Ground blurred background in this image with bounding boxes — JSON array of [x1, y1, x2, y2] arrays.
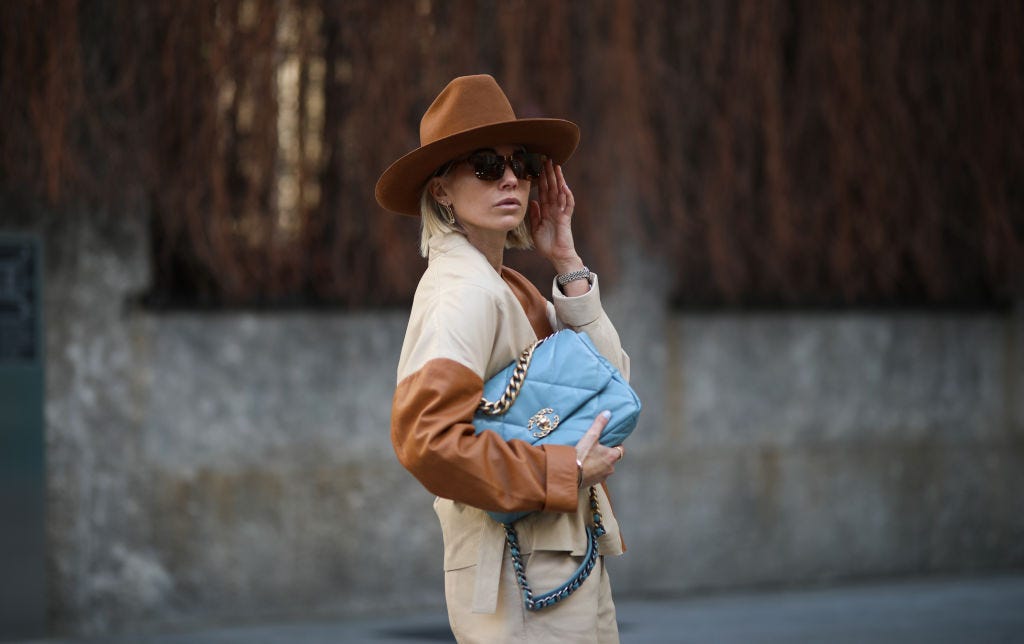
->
[[1, 0, 1022, 640]]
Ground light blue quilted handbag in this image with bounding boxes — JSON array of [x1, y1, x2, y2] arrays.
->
[[475, 330, 640, 488], [472, 329, 641, 611], [471, 331, 638, 606]]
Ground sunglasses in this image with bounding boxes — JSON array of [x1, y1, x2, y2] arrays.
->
[[444, 150, 547, 181]]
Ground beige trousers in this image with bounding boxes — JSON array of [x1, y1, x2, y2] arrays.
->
[[445, 549, 619, 643]]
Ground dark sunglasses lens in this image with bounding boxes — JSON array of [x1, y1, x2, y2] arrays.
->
[[467, 151, 545, 180], [469, 153, 505, 180], [518, 152, 545, 178]]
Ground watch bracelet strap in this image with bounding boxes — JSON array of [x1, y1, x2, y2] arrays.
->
[[557, 266, 590, 286]]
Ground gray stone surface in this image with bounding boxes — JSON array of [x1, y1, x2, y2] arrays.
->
[[13, 574, 1024, 643], [607, 312, 1024, 595], [2, 201, 1022, 637]]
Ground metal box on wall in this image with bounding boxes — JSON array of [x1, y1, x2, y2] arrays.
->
[[0, 233, 45, 640]]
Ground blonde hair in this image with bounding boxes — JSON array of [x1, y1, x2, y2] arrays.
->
[[418, 184, 533, 258]]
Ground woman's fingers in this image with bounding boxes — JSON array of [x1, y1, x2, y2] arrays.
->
[[537, 160, 573, 217], [575, 410, 611, 461], [544, 159, 559, 202], [579, 448, 622, 489], [555, 165, 574, 210], [554, 164, 567, 193], [576, 412, 629, 488], [545, 163, 570, 214]]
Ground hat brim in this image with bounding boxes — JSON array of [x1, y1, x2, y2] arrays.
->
[[375, 118, 580, 217]]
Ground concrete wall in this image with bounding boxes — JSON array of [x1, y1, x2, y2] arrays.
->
[[610, 313, 1024, 594], [4, 203, 1022, 636]]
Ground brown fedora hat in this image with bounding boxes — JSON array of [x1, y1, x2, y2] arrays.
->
[[375, 74, 580, 216]]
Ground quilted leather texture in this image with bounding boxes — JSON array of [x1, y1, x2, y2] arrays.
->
[[474, 330, 641, 523]]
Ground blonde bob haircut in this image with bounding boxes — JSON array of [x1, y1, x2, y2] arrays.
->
[[418, 185, 534, 258]]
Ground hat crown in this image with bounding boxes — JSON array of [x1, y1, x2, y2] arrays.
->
[[420, 75, 517, 146]]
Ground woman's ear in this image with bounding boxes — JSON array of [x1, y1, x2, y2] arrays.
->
[[428, 178, 448, 204]]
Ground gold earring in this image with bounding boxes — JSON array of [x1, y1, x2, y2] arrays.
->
[[441, 202, 456, 225]]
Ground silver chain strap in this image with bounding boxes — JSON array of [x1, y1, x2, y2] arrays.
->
[[505, 486, 607, 611], [477, 334, 607, 610]]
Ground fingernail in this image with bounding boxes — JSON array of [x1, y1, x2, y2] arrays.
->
[[601, 410, 612, 419]]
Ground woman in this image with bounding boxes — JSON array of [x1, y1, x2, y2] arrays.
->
[[376, 74, 630, 643]]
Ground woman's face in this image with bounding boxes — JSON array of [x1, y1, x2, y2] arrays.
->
[[433, 143, 533, 238]]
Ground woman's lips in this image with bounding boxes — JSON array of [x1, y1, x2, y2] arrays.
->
[[495, 198, 521, 208]]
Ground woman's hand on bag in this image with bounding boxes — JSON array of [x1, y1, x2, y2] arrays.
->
[[575, 411, 625, 489]]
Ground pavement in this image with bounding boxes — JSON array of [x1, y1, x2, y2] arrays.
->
[[14, 573, 1024, 644]]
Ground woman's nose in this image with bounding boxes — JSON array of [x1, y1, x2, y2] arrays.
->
[[499, 163, 519, 188]]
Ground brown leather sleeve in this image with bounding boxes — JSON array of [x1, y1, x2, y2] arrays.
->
[[392, 357, 578, 514], [500, 267, 555, 339]]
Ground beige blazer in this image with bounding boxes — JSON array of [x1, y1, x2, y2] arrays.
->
[[392, 231, 631, 613]]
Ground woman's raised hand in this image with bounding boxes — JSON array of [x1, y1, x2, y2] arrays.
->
[[575, 411, 625, 489], [530, 159, 581, 273]]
